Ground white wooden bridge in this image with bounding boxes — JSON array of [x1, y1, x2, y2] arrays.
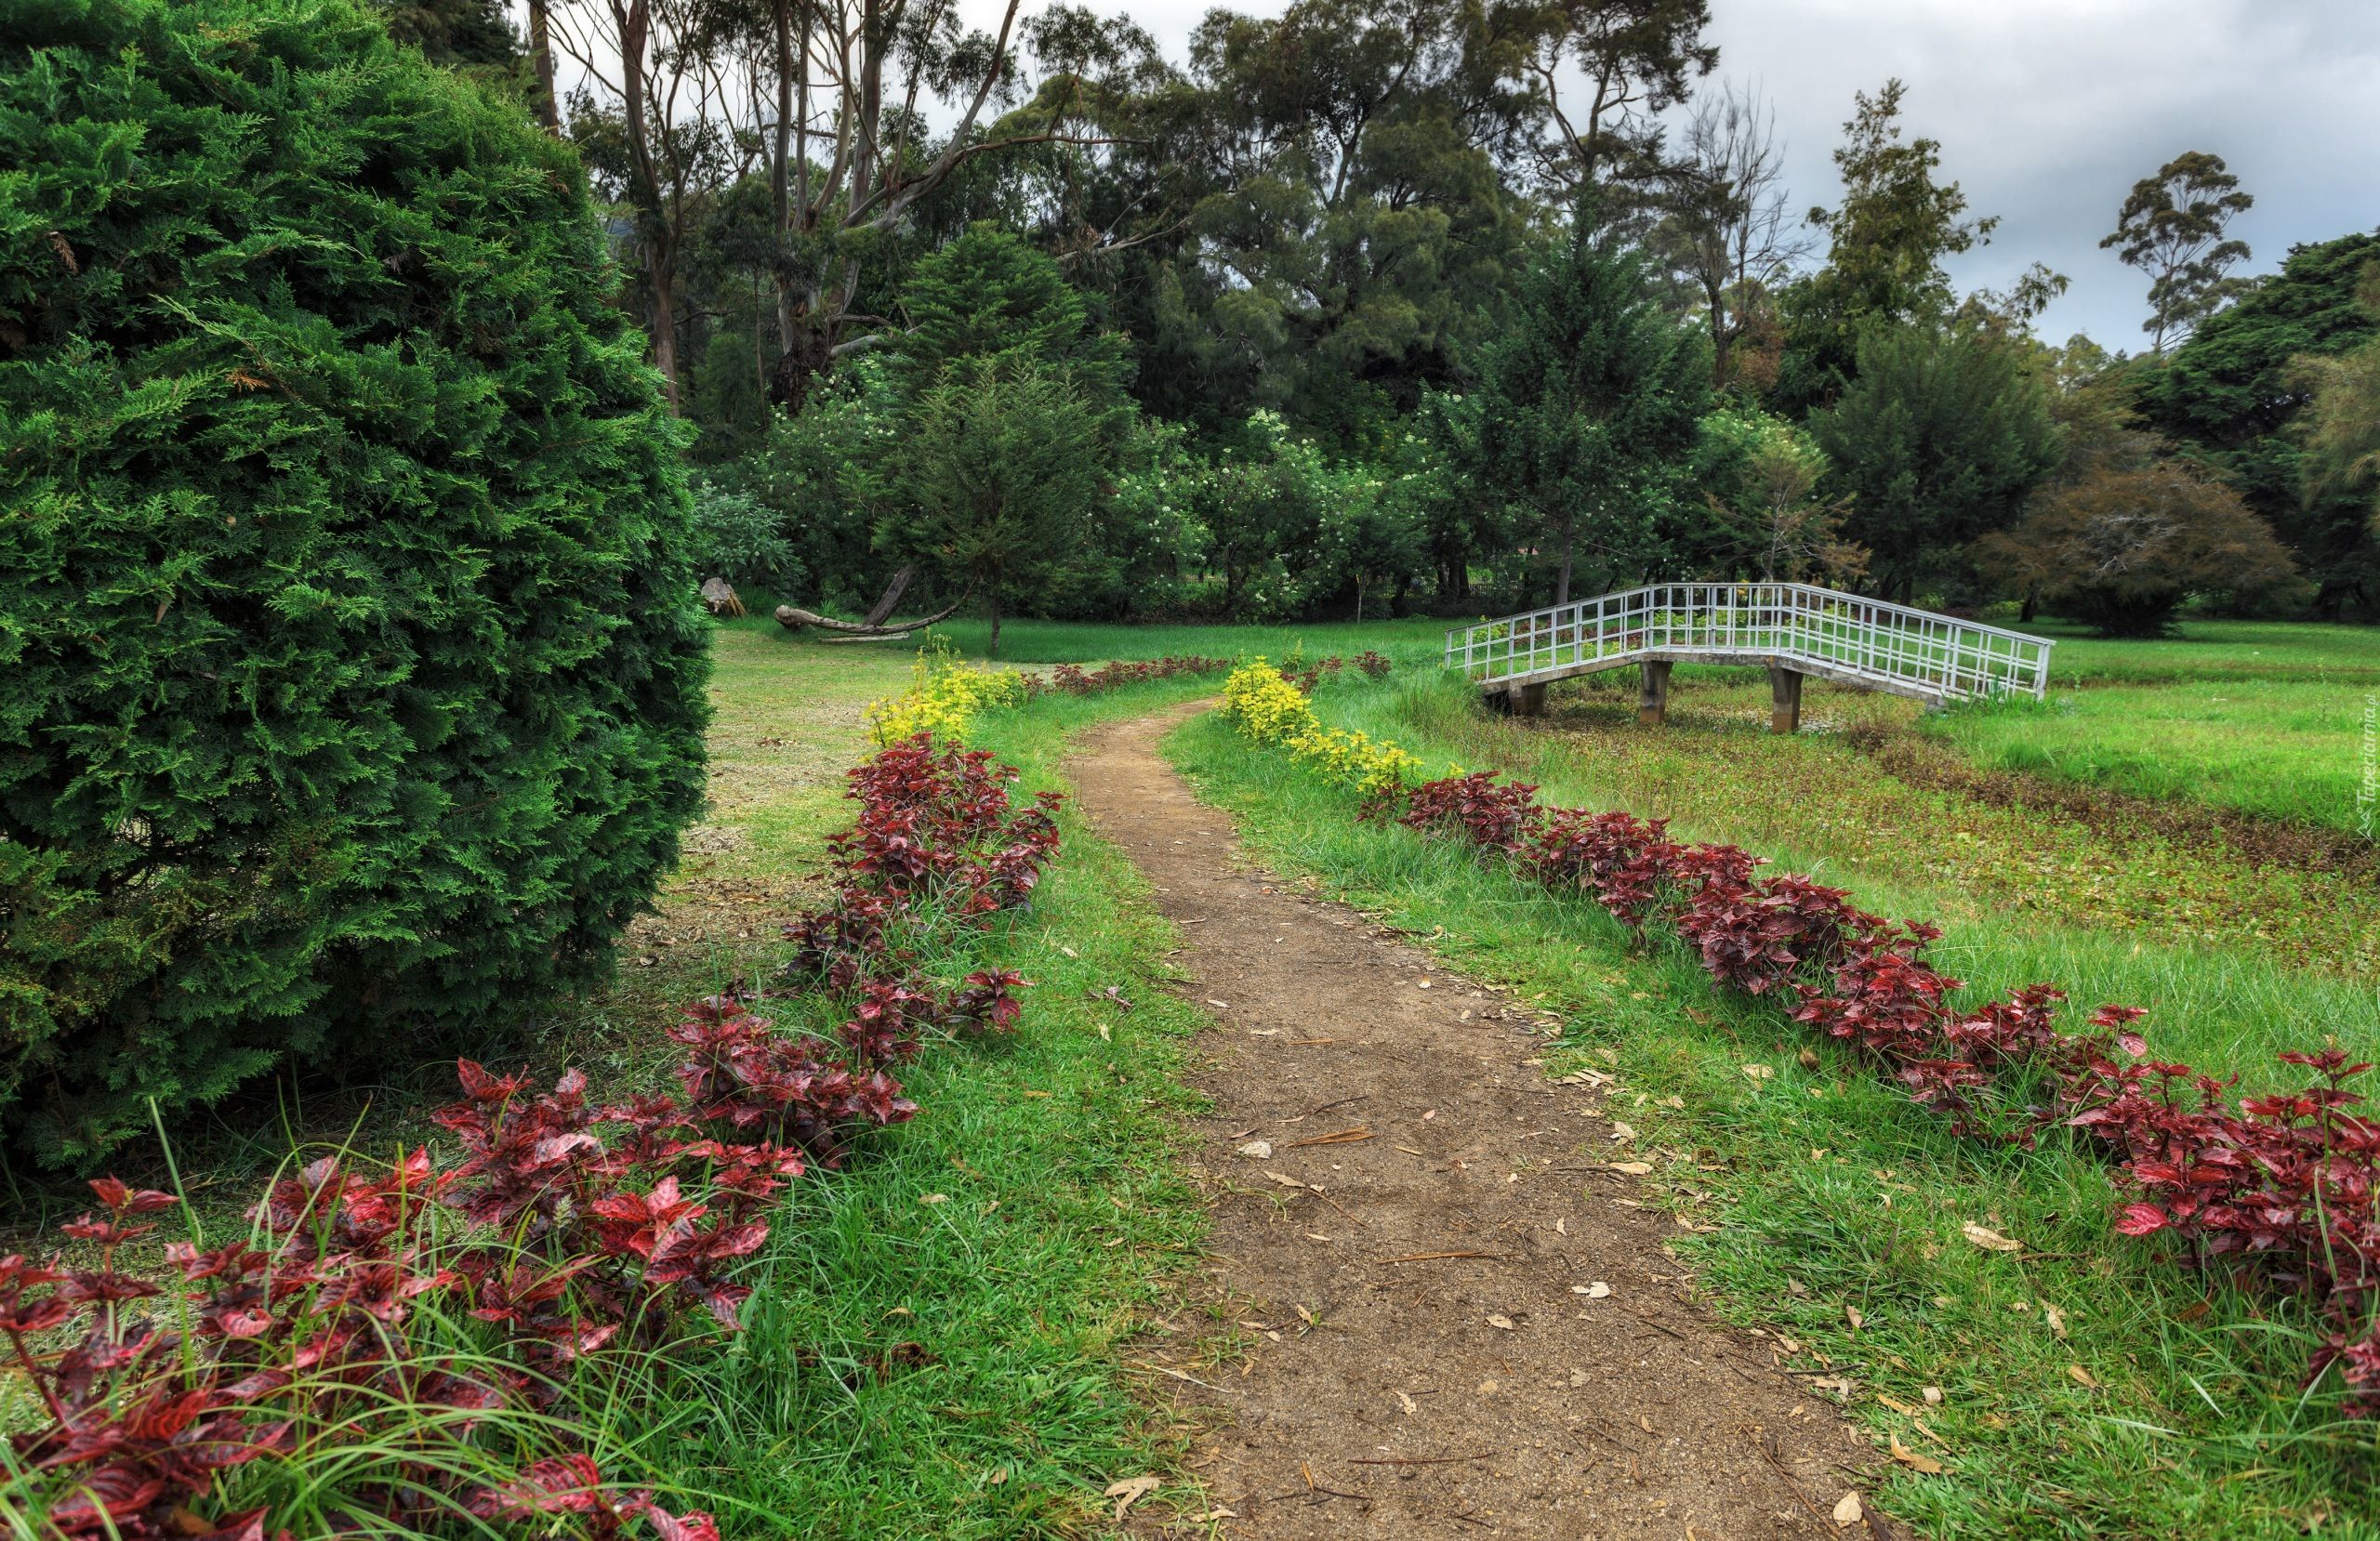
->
[[1444, 582, 2055, 733]]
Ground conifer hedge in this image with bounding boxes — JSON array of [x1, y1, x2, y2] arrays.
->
[[0, 0, 710, 1164]]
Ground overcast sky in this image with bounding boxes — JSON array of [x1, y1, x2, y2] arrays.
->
[[934, 0, 2380, 350]]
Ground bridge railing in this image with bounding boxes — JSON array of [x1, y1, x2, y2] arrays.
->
[[1443, 583, 2054, 703]]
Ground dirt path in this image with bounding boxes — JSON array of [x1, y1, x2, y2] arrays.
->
[[1071, 705, 1895, 1540]]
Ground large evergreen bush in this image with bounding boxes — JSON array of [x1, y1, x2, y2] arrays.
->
[[0, 0, 710, 1163]]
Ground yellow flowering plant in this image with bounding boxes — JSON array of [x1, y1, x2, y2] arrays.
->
[[1218, 659, 1421, 797], [866, 640, 1029, 745]]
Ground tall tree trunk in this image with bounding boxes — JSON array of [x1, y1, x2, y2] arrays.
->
[[986, 594, 1003, 657], [526, 0, 558, 131], [853, 0, 885, 203], [1554, 517, 1576, 606], [648, 277, 681, 414], [770, 0, 797, 352], [1705, 275, 1730, 389], [615, 0, 680, 413], [753, 280, 768, 408]]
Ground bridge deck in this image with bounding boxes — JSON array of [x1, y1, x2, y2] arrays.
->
[[1446, 583, 2053, 731]]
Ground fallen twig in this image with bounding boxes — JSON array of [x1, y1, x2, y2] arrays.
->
[[1611, 1301, 1688, 1341], [1285, 1126, 1372, 1147], [1742, 1426, 1824, 1521], [1129, 1361, 1230, 1394]]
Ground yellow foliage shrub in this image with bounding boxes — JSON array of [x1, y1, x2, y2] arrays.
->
[[1219, 659, 1421, 796], [866, 643, 1029, 746]]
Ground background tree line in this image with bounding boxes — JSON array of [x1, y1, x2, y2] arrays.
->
[[396, 0, 2380, 636]]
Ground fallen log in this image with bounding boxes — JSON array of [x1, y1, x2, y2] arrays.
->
[[772, 593, 966, 639]]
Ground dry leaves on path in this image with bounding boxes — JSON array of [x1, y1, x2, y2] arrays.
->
[[1104, 1476, 1160, 1520]]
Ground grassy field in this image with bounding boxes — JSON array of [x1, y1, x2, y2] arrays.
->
[[2025, 618, 2380, 687], [1170, 671, 2380, 1538], [1908, 619, 2380, 836], [18, 611, 2377, 1536], [900, 608, 2380, 843]]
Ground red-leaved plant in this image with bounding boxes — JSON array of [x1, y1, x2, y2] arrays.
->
[[6, 735, 1064, 1535], [1393, 766, 2380, 1412]]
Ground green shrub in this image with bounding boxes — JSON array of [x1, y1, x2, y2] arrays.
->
[[0, 0, 710, 1164], [688, 480, 802, 599]]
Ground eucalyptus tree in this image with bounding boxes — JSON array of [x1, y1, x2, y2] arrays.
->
[[1524, 0, 1717, 194], [2102, 151, 2254, 355], [1653, 80, 1807, 389], [552, 0, 1147, 412], [1161, 0, 1551, 439]]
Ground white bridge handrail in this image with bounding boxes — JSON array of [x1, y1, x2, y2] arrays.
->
[[1443, 582, 2054, 704]]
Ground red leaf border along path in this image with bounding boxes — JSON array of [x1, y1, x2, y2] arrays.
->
[[1389, 766, 2380, 1411], [6, 734, 1059, 1539]]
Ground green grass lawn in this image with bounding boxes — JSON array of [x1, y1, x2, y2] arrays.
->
[[2020, 618, 2380, 688], [1923, 680, 2374, 834], [1903, 618, 2380, 835], [1170, 673, 2380, 1539]]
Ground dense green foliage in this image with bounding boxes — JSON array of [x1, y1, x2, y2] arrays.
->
[[1772, 80, 1998, 416], [2292, 263, 2380, 558], [892, 359, 1110, 652], [1457, 209, 1712, 603], [1810, 323, 2060, 599], [0, 0, 708, 1163], [890, 225, 1131, 415], [518, 0, 2380, 633], [2145, 230, 2380, 616]]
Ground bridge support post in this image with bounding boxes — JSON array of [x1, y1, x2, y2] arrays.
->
[[1768, 665, 1804, 734], [1636, 662, 1673, 726], [1511, 681, 1548, 717]]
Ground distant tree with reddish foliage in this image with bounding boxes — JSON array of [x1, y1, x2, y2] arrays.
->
[[1977, 461, 2305, 635]]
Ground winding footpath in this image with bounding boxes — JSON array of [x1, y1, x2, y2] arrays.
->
[[1070, 705, 1899, 1540]]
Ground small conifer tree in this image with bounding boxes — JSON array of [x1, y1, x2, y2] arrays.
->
[[1462, 204, 1712, 604]]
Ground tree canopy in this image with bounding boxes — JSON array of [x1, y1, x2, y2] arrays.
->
[[2145, 230, 2380, 615], [1460, 203, 1712, 604], [1773, 80, 1997, 415], [2102, 151, 2254, 355], [1810, 323, 2060, 601]]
